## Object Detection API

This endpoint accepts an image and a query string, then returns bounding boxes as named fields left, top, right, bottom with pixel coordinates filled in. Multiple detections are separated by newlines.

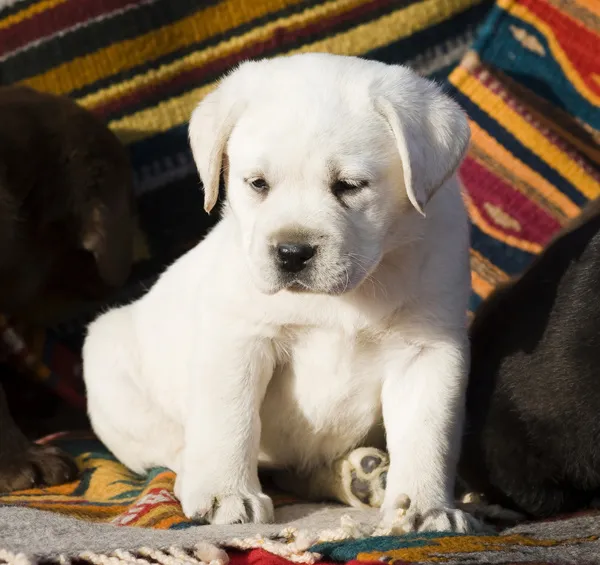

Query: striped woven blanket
left=450, top=0, right=600, bottom=312
left=2, top=0, right=600, bottom=564
left=0, top=0, right=492, bottom=410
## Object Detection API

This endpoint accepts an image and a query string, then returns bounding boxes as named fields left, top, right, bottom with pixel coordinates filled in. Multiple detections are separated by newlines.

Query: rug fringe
left=225, top=504, right=412, bottom=564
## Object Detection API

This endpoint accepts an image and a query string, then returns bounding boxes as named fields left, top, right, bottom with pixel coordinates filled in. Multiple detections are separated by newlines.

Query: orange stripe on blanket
left=470, top=249, right=510, bottom=300
left=471, top=270, right=497, bottom=299
left=470, top=248, right=511, bottom=282
left=571, top=0, right=600, bottom=17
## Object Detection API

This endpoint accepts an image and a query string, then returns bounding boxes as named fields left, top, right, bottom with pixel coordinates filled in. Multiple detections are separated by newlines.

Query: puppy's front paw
left=377, top=494, right=484, bottom=535
left=411, top=507, right=482, bottom=533
left=384, top=505, right=483, bottom=534
left=0, top=444, right=78, bottom=493
left=175, top=477, right=274, bottom=524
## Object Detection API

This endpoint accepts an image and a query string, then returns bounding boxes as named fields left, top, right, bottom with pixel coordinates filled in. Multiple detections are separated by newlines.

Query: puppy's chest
left=259, top=327, right=387, bottom=468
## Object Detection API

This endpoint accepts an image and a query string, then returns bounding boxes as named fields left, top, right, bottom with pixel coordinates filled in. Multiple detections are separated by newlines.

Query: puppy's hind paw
left=338, top=447, right=389, bottom=508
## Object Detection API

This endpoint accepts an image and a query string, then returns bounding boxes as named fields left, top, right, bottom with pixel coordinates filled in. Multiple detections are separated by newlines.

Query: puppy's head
left=189, top=54, right=469, bottom=295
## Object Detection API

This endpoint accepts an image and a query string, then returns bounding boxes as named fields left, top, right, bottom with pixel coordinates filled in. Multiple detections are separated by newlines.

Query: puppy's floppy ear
left=375, top=68, right=470, bottom=215
left=189, top=68, right=250, bottom=214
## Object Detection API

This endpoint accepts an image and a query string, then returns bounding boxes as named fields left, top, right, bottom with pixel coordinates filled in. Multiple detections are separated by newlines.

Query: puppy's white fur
left=83, top=53, right=472, bottom=530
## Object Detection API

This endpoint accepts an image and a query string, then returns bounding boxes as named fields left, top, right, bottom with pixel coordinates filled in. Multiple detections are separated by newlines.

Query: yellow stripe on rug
left=77, top=0, right=378, bottom=111
left=20, top=0, right=306, bottom=95
left=0, top=0, right=68, bottom=30
left=109, top=0, right=482, bottom=143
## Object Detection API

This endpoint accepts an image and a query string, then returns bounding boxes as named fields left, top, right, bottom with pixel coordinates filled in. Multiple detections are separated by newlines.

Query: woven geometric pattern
left=451, top=0, right=600, bottom=311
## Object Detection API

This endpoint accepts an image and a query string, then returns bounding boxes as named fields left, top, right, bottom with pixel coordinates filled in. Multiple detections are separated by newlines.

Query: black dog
left=460, top=198, right=600, bottom=518
left=0, top=86, right=134, bottom=493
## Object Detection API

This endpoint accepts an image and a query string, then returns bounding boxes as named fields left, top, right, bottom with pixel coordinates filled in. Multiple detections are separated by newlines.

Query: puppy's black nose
left=276, top=243, right=316, bottom=273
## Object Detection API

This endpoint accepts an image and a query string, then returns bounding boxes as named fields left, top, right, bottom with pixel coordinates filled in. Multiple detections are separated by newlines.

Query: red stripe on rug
left=0, top=0, right=141, bottom=57
left=461, top=155, right=562, bottom=247
left=229, top=550, right=386, bottom=565
left=91, top=0, right=396, bottom=118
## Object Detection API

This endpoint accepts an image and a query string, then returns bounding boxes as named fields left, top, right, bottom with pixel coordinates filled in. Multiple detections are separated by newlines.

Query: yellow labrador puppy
left=83, top=54, right=476, bottom=532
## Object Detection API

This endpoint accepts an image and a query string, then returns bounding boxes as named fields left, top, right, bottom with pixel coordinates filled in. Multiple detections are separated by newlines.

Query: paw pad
left=339, top=447, right=389, bottom=509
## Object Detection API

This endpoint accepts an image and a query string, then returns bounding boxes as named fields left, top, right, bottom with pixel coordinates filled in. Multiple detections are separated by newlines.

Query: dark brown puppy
left=461, top=197, right=600, bottom=518
left=0, top=86, right=134, bottom=493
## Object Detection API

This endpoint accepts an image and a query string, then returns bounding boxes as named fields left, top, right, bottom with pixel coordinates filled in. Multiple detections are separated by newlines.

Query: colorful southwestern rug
left=1, top=0, right=600, bottom=563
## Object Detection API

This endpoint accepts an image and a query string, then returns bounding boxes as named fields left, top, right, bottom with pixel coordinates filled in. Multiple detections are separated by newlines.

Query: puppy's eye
left=332, top=179, right=369, bottom=198
left=247, top=177, right=269, bottom=193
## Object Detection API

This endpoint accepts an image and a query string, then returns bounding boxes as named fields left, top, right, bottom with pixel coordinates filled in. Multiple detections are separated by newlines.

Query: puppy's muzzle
left=276, top=242, right=316, bottom=273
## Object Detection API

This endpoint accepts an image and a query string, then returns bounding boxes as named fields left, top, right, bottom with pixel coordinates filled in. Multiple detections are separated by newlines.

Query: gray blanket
left=3, top=504, right=600, bottom=565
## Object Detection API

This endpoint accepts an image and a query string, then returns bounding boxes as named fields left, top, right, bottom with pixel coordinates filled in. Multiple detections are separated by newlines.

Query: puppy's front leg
left=382, top=337, right=479, bottom=533
left=175, top=329, right=275, bottom=525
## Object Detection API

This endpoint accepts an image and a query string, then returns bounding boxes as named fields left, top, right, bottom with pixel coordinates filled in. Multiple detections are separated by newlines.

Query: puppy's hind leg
left=271, top=447, right=389, bottom=508
left=83, top=308, right=183, bottom=475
